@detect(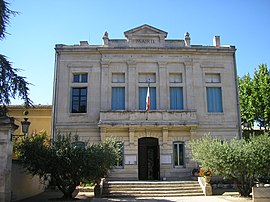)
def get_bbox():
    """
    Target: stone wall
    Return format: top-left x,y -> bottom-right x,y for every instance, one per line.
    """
11,160 -> 47,201
0,116 -> 18,202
